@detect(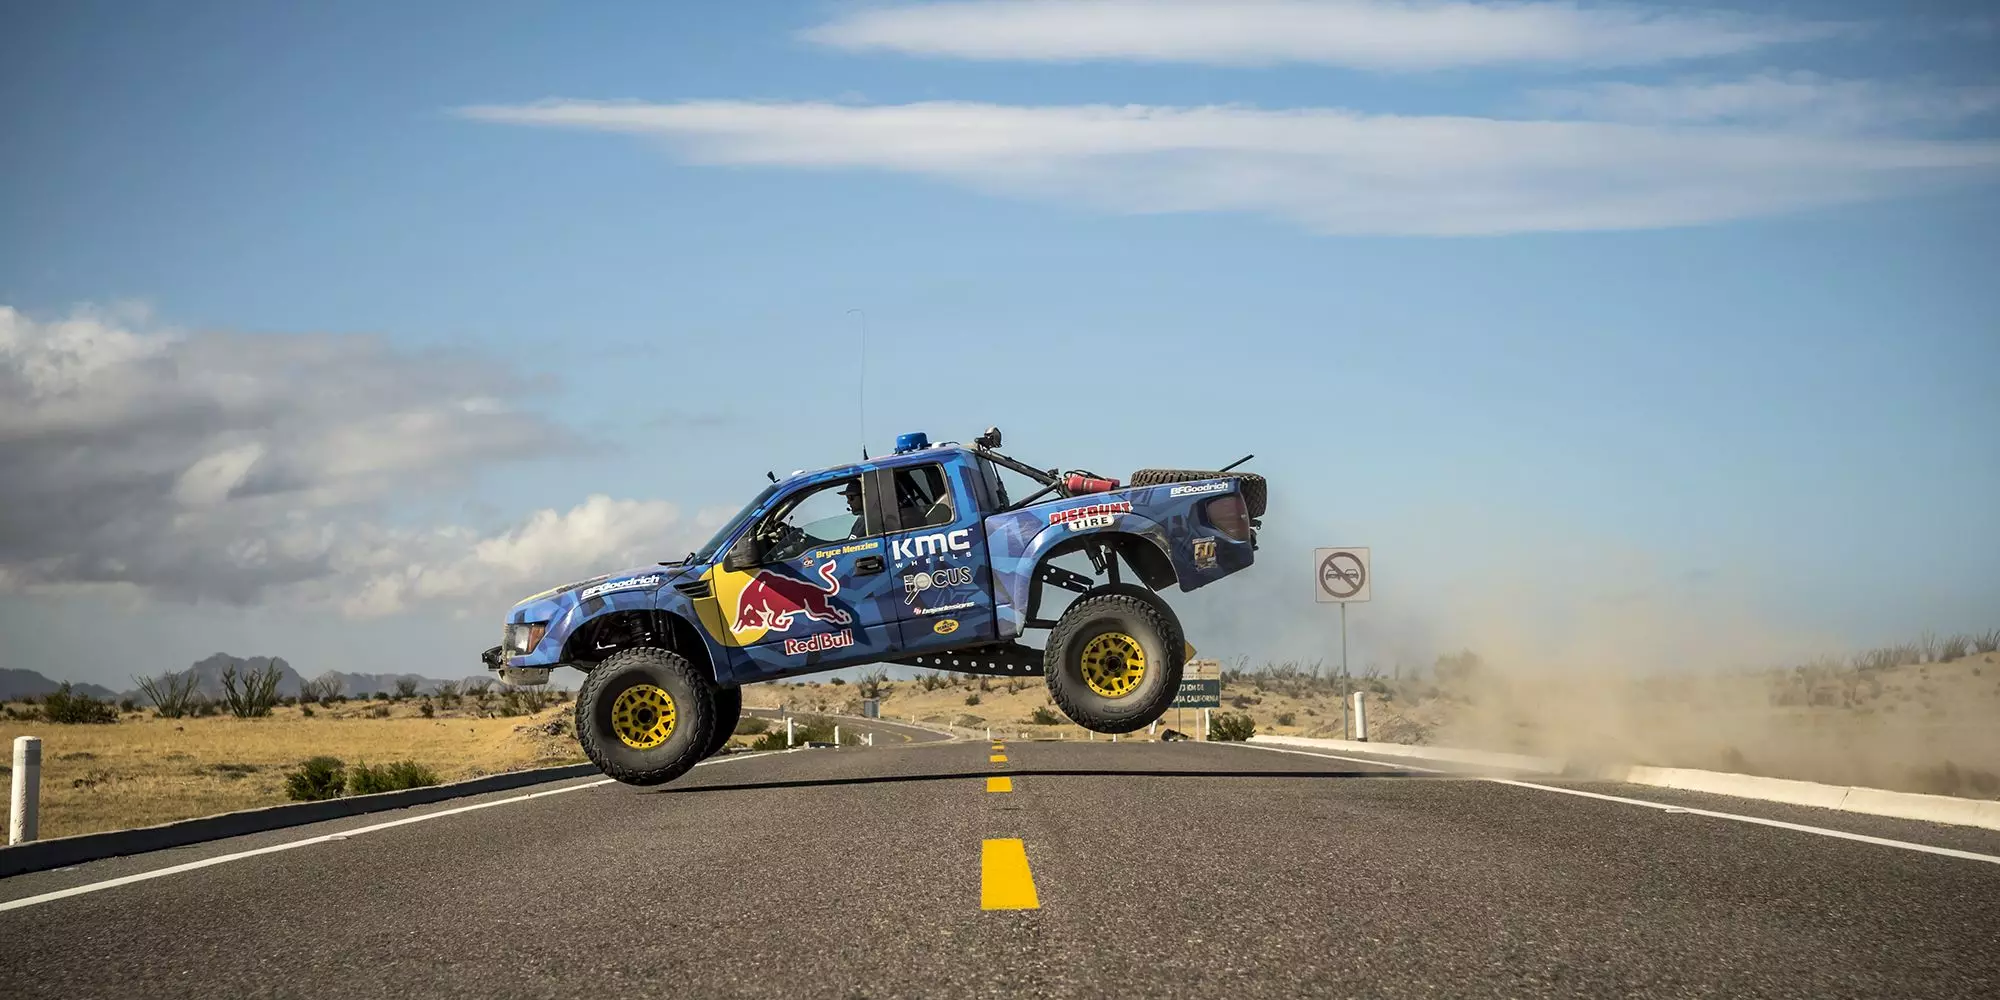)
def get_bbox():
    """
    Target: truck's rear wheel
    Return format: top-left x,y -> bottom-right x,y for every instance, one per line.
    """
576,647 -> 715,786
1044,592 -> 1184,734
703,685 -> 742,760
1129,468 -> 1266,518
